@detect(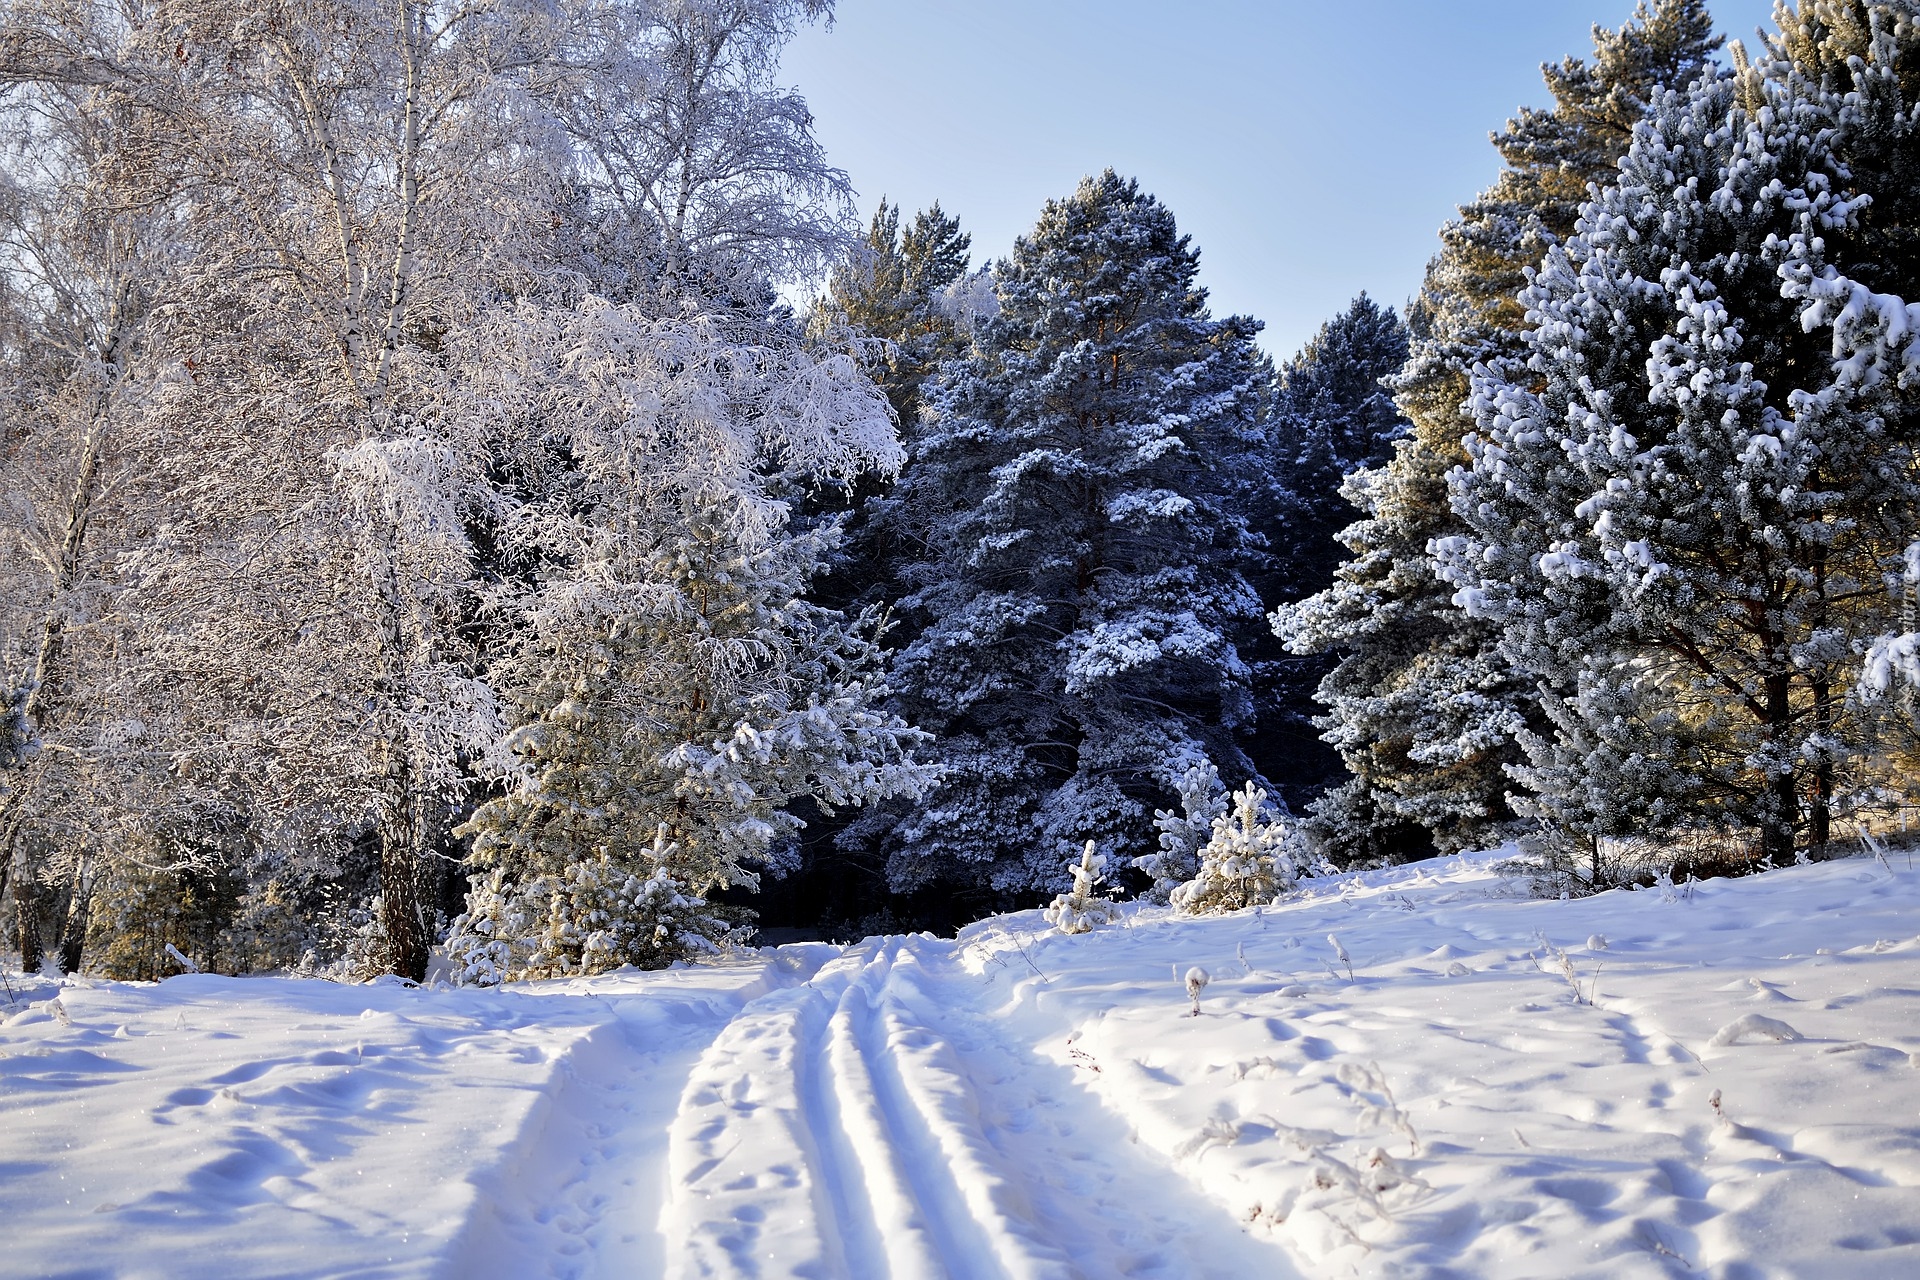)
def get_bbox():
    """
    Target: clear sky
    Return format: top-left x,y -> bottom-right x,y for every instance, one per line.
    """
781,0 -> 1783,358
